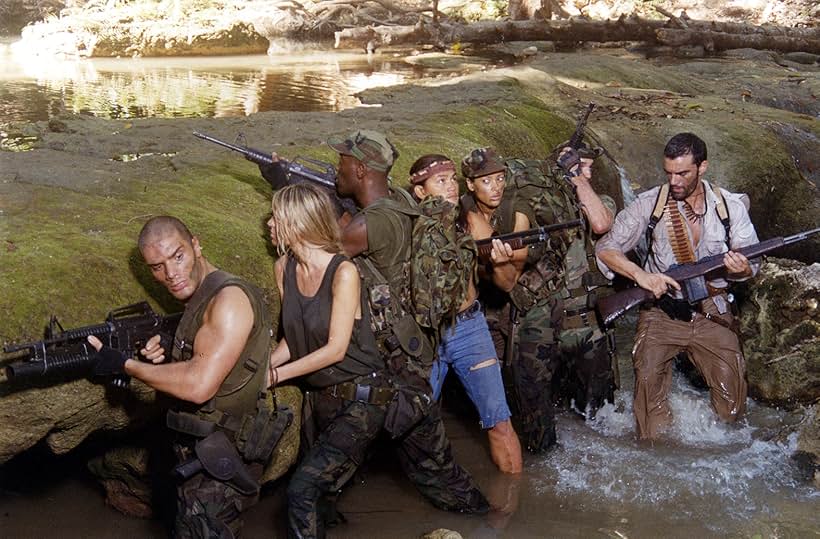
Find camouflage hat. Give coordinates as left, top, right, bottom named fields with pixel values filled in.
left=327, top=129, right=399, bottom=172
left=461, top=148, right=505, bottom=179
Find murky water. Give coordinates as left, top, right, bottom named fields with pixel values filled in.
left=0, top=37, right=509, bottom=124
left=1, top=323, right=816, bottom=538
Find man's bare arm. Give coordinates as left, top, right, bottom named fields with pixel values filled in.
left=125, top=286, right=255, bottom=403
left=571, top=159, right=612, bottom=235
left=597, top=248, right=680, bottom=299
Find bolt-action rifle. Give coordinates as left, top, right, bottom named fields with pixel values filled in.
left=192, top=131, right=358, bottom=217
left=474, top=219, right=584, bottom=260
left=2, top=302, right=181, bottom=387
left=596, top=227, right=820, bottom=327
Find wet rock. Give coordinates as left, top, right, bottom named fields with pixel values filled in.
left=742, top=258, right=820, bottom=407
left=421, top=529, right=463, bottom=539
left=794, top=405, right=819, bottom=488
left=87, top=445, right=154, bottom=518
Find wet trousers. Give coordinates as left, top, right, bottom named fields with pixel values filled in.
left=290, top=389, right=488, bottom=538
left=555, top=323, right=616, bottom=417
left=288, top=392, right=386, bottom=539
left=394, top=401, right=489, bottom=514
left=173, top=444, right=262, bottom=539
left=632, top=302, right=747, bottom=440
left=488, top=299, right=615, bottom=453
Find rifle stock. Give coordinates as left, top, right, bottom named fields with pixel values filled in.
left=596, top=227, right=820, bottom=326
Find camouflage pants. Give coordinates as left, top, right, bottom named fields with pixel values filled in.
left=555, top=324, right=616, bottom=417
left=510, top=299, right=562, bottom=453
left=395, top=401, right=489, bottom=514
left=487, top=300, right=615, bottom=453
left=288, top=391, right=386, bottom=539
left=173, top=444, right=262, bottom=539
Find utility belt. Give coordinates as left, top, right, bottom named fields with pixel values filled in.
left=562, top=306, right=594, bottom=330
left=512, top=263, right=607, bottom=314
left=167, top=393, right=293, bottom=494
left=649, top=289, right=734, bottom=330
left=319, top=372, right=395, bottom=406
left=455, top=300, right=482, bottom=323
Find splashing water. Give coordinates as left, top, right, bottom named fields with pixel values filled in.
left=532, top=372, right=818, bottom=535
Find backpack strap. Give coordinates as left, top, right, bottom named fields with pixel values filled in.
left=642, top=183, right=669, bottom=268
left=707, top=181, right=732, bottom=250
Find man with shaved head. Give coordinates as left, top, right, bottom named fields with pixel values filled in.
left=88, top=215, right=273, bottom=538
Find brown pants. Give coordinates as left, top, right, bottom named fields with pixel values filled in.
left=632, top=299, right=747, bottom=440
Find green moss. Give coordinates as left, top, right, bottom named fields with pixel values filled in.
left=0, top=162, right=276, bottom=343
left=0, top=99, right=576, bottom=344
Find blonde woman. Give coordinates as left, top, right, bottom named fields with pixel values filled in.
left=267, top=183, right=387, bottom=538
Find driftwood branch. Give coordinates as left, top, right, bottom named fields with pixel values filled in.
left=334, top=15, right=820, bottom=55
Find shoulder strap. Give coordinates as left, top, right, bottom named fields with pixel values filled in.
left=643, top=183, right=669, bottom=268
left=707, top=181, right=732, bottom=249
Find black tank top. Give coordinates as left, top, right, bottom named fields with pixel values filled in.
left=282, top=253, right=382, bottom=388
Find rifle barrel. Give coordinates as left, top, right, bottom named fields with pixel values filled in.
left=192, top=131, right=274, bottom=166
left=475, top=219, right=583, bottom=248
left=784, top=227, right=820, bottom=245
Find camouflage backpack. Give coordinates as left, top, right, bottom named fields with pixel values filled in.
left=409, top=193, right=477, bottom=332
left=371, top=188, right=477, bottom=335
left=364, top=189, right=477, bottom=336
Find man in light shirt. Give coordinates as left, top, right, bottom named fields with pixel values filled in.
left=596, top=133, right=760, bottom=440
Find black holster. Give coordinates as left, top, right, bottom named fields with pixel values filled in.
left=655, top=295, right=695, bottom=322
left=173, top=431, right=259, bottom=496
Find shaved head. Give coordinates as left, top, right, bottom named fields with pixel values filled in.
left=138, top=216, right=193, bottom=251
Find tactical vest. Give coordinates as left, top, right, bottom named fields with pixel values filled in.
left=168, top=270, right=272, bottom=437
left=502, top=158, right=596, bottom=312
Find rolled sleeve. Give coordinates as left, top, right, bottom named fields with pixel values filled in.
left=595, top=189, right=657, bottom=279
left=724, top=190, right=761, bottom=280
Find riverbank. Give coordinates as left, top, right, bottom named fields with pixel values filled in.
left=4, top=0, right=818, bottom=58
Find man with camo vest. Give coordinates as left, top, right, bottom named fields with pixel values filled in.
left=87, top=215, right=274, bottom=538
left=461, top=145, right=616, bottom=453
left=331, top=129, right=490, bottom=514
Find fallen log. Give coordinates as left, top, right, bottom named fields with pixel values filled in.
left=657, top=28, right=820, bottom=54
left=334, top=15, right=820, bottom=54
left=335, top=16, right=665, bottom=48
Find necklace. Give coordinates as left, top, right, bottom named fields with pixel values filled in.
left=683, top=201, right=706, bottom=224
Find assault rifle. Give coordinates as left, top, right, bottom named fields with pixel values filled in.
left=555, top=102, right=600, bottom=180
left=475, top=219, right=584, bottom=259
left=596, top=227, right=820, bottom=327
left=192, top=131, right=358, bottom=217
left=2, top=302, right=181, bottom=387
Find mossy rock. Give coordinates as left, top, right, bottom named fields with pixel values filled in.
left=743, top=258, right=820, bottom=406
